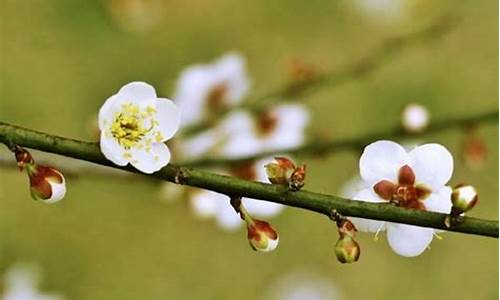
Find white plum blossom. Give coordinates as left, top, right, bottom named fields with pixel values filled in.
left=220, top=104, right=310, bottom=158
left=99, top=82, right=180, bottom=174
left=2, top=263, right=64, bottom=300
left=401, top=103, right=429, bottom=133
left=174, top=53, right=250, bottom=127
left=351, top=0, right=410, bottom=24
left=190, top=158, right=284, bottom=231
left=352, top=140, right=454, bottom=257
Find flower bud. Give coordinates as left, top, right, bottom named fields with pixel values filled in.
left=337, top=218, right=357, bottom=239
left=335, top=235, right=360, bottom=264
left=401, top=103, right=429, bottom=133
left=29, top=165, right=66, bottom=203
left=247, top=219, right=279, bottom=252
left=462, top=135, right=486, bottom=169
left=289, top=165, right=306, bottom=191
left=451, top=184, right=478, bottom=214
left=265, top=157, right=296, bottom=185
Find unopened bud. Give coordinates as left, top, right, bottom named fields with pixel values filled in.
left=335, top=235, right=360, bottom=264
left=451, top=184, right=478, bottom=215
left=289, top=165, right=306, bottom=191
left=265, top=157, right=296, bottom=185
left=337, top=218, right=357, bottom=238
left=29, top=165, right=66, bottom=203
left=401, top=103, right=429, bottom=133
left=247, top=219, right=279, bottom=252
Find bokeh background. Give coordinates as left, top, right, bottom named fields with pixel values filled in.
left=0, top=0, right=498, bottom=299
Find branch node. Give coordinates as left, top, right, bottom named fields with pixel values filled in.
left=174, top=167, right=189, bottom=184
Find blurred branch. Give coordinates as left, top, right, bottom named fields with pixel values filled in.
left=181, top=15, right=458, bottom=136
left=0, top=121, right=497, bottom=238
left=180, top=109, right=499, bottom=168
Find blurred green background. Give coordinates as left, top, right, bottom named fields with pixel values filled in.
left=0, top=0, right=498, bottom=299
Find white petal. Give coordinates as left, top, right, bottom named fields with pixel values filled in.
left=45, top=182, right=66, bottom=204
left=339, top=176, right=366, bottom=199
left=220, top=111, right=263, bottom=157
left=155, top=98, right=180, bottom=140
left=424, top=186, right=452, bottom=214
left=130, top=143, right=171, bottom=174
left=98, top=95, right=118, bottom=131
left=243, top=198, right=284, bottom=218
left=178, top=130, right=220, bottom=159
left=263, top=105, right=310, bottom=151
left=100, top=134, right=128, bottom=166
left=386, top=223, right=434, bottom=257
left=350, top=188, right=387, bottom=232
left=213, top=53, right=249, bottom=104
left=190, top=190, right=220, bottom=218
left=215, top=202, right=244, bottom=231
left=359, top=140, right=409, bottom=186
left=409, top=143, right=453, bottom=190
left=116, top=81, right=157, bottom=102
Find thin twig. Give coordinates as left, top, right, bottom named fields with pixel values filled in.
left=0, top=121, right=497, bottom=238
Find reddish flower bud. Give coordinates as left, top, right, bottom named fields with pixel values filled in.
left=337, top=218, right=357, bottom=239
left=462, top=135, right=487, bottom=169
left=451, top=184, right=478, bottom=215
left=335, top=235, right=360, bottom=264
left=289, top=165, right=306, bottom=191
left=247, top=219, right=279, bottom=252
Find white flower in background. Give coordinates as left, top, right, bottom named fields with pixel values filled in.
left=221, top=104, right=310, bottom=158
left=174, top=53, right=250, bottom=127
left=175, top=128, right=222, bottom=159
left=265, top=270, right=343, bottom=300
left=99, top=82, right=180, bottom=174
left=352, top=140, right=454, bottom=257
left=3, top=263, right=64, bottom=300
left=190, top=158, right=284, bottom=231
left=351, top=0, right=410, bottom=24
left=401, top=103, right=429, bottom=133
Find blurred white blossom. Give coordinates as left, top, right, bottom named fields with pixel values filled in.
left=264, top=270, right=342, bottom=300
left=174, top=53, right=250, bottom=127
left=189, top=158, right=284, bottom=231
left=2, top=263, right=64, bottom=300
left=401, top=103, right=429, bottom=133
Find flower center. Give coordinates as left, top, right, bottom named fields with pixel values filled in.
left=110, top=103, right=158, bottom=149
left=206, top=83, right=228, bottom=113
left=256, top=110, right=278, bottom=136
left=373, top=165, right=430, bottom=210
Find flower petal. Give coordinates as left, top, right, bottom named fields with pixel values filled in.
left=213, top=53, right=249, bottom=104
left=129, top=143, right=171, bottom=174
left=409, top=143, right=453, bottom=190
left=190, top=190, right=220, bottom=218
left=215, top=202, right=243, bottom=231
left=350, top=188, right=387, bottom=232
left=243, top=198, right=284, bottom=218
left=359, top=140, right=409, bottom=187
left=263, top=104, right=310, bottom=151
left=424, top=186, right=452, bottom=214
left=100, top=133, right=128, bottom=166
left=386, top=223, right=434, bottom=257
left=155, top=98, right=180, bottom=141
left=116, top=81, right=157, bottom=102
left=98, top=95, right=119, bottom=131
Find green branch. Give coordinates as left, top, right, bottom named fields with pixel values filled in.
left=0, top=121, right=497, bottom=238
left=181, top=14, right=457, bottom=136
left=181, top=110, right=499, bottom=168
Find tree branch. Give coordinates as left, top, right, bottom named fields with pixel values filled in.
left=180, top=110, right=499, bottom=168
left=0, top=121, right=497, bottom=238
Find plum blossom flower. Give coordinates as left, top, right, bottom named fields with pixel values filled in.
left=3, top=263, right=64, bottom=300
left=190, top=158, right=284, bottom=231
left=220, top=104, right=310, bottom=158
left=352, top=140, right=454, bottom=257
left=99, top=82, right=180, bottom=174
left=174, top=53, right=250, bottom=127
